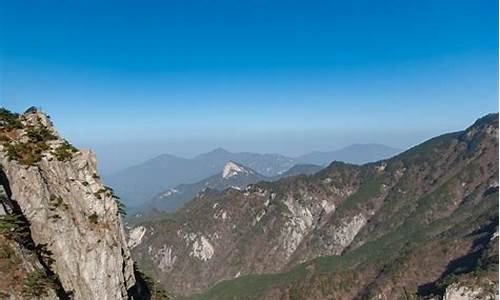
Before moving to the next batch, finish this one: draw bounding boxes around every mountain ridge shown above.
[138,161,323,213]
[130,113,498,299]
[141,161,267,213]
[296,143,401,166]
[106,144,400,207]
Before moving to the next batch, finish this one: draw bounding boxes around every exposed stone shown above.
[443,283,498,300]
[128,226,147,249]
[156,245,177,272]
[0,111,136,299]
[190,235,214,261]
[331,214,366,248]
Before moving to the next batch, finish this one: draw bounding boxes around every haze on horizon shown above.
[1,0,498,173]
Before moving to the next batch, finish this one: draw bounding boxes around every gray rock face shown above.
[0,111,136,299]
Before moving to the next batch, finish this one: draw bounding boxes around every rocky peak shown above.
[0,109,141,299]
[221,161,253,179]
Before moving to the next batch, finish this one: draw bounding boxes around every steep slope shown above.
[143,162,267,212]
[0,108,150,299]
[297,143,401,166]
[131,114,498,299]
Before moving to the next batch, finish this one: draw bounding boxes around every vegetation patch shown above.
[52,140,78,161]
[134,264,172,299]
[25,125,56,143]
[0,108,22,130]
[183,264,307,300]
[2,124,57,166]
[49,195,69,210]
[88,213,99,224]
[0,108,63,166]
[4,141,48,166]
[94,186,115,199]
[22,268,58,297]
[115,197,127,216]
[0,213,32,247]
[94,185,125,218]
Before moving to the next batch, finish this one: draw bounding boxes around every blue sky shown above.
[1,0,498,173]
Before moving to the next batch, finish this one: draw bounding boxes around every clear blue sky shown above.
[1,0,498,173]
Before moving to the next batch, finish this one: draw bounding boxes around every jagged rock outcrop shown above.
[0,109,137,299]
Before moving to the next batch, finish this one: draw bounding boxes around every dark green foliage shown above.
[94,188,107,199]
[4,138,49,166]
[0,213,32,244]
[390,132,461,168]
[88,213,99,224]
[134,265,172,300]
[92,173,100,179]
[183,265,307,300]
[89,185,127,217]
[53,141,78,161]
[115,198,127,216]
[0,109,57,166]
[336,176,383,214]
[25,125,56,143]
[22,268,58,297]
[94,186,114,199]
[104,186,127,216]
[4,142,22,161]
[0,108,22,129]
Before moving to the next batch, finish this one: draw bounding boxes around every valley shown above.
[128,114,499,299]
[0,108,497,300]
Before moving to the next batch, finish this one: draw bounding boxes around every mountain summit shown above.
[141,161,266,213]
[106,145,400,207]
[222,161,254,179]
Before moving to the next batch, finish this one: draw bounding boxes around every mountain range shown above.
[0,108,497,300]
[129,113,499,299]
[141,161,323,213]
[296,143,402,166]
[105,144,401,207]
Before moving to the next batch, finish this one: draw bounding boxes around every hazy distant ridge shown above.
[296,143,401,165]
[105,144,400,206]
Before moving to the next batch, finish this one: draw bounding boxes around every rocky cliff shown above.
[0,108,142,299]
[131,114,499,299]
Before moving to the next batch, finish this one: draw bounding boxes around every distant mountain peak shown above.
[209,147,230,154]
[222,161,253,179]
